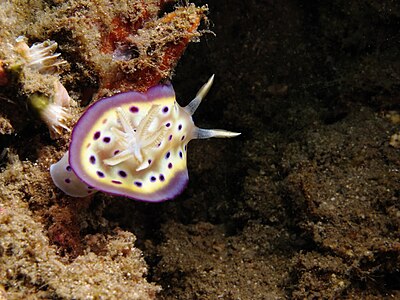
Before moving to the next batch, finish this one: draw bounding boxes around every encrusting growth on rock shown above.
[0,1,240,298]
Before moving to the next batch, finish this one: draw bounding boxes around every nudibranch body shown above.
[50,76,240,202]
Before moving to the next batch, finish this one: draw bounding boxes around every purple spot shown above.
[150,176,156,182]
[65,178,71,184]
[165,122,171,127]
[181,135,185,141]
[130,106,139,113]
[157,142,161,147]
[93,131,101,140]
[184,144,187,151]
[114,150,120,155]
[168,162,173,169]
[97,171,105,178]
[148,159,152,165]
[163,106,169,113]
[112,180,122,184]
[159,174,165,181]
[165,151,170,159]
[66,166,72,172]
[88,186,94,189]
[103,137,111,143]
[169,134,173,141]
[179,151,183,158]
[118,170,127,178]
[134,181,142,187]
[178,124,182,130]
[90,155,96,164]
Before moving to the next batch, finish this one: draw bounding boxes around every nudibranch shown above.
[50,75,240,202]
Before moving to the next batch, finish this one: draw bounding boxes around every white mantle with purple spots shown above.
[50,76,240,202]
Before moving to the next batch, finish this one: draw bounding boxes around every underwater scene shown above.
[0,0,399,299]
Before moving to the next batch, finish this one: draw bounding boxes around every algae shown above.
[1,0,400,299]
[0,152,159,299]
[0,0,206,298]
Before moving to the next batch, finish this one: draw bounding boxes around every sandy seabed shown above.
[1,0,399,299]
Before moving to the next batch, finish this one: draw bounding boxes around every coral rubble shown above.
[0,153,159,299]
